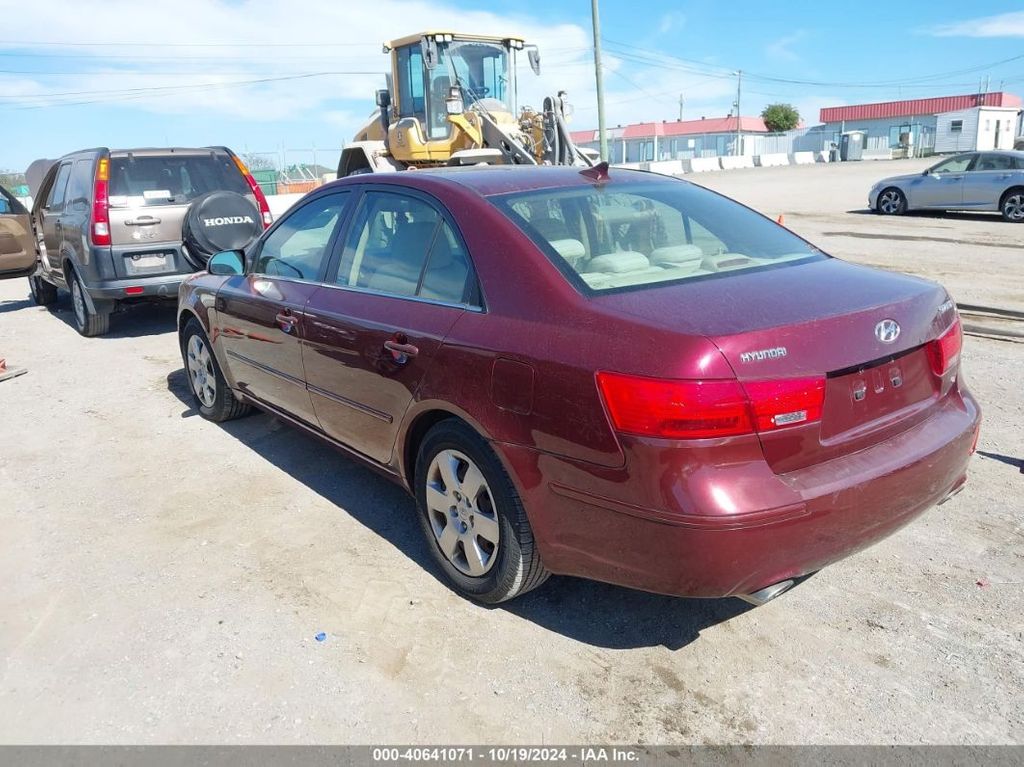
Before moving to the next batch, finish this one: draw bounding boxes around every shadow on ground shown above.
[20,289,180,338]
[977,450,1024,473]
[166,367,754,650]
[846,208,1003,223]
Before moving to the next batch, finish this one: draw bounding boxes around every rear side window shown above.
[107,153,249,207]
[492,181,822,294]
[46,163,72,210]
[65,160,93,211]
[336,190,474,304]
[975,154,1015,171]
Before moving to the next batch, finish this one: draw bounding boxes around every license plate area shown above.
[124,251,172,275]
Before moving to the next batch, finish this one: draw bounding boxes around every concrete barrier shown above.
[688,157,723,172]
[863,149,893,161]
[720,155,755,170]
[647,160,685,176]
[814,151,831,163]
[790,151,816,165]
[755,153,789,167]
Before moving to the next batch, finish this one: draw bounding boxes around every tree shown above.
[241,153,277,171]
[761,103,800,133]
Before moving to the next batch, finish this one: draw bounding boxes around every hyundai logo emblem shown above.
[875,319,901,344]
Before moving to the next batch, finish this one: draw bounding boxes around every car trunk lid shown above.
[594,258,956,472]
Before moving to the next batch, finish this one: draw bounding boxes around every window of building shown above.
[950,120,963,133]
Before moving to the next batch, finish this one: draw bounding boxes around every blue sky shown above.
[2,1,1023,172]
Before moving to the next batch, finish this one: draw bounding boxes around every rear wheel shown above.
[180,318,251,422]
[415,419,549,604]
[877,187,907,215]
[28,275,58,307]
[1000,188,1024,223]
[69,270,110,336]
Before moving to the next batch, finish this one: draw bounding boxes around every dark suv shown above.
[6,146,271,335]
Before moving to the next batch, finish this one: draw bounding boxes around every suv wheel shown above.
[28,275,58,307]
[415,419,549,604]
[70,270,110,337]
[180,318,251,422]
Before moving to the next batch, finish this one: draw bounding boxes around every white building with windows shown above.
[933,106,1023,154]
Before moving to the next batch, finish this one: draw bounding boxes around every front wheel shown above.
[876,187,907,215]
[180,318,251,422]
[1000,188,1024,223]
[28,275,58,307]
[415,419,549,604]
[70,270,110,336]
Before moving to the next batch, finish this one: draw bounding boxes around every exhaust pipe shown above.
[738,578,795,606]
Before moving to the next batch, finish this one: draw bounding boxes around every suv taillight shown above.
[91,156,111,246]
[926,319,962,376]
[232,155,273,228]
[596,372,826,440]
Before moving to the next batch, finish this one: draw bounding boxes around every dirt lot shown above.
[1,158,1021,745]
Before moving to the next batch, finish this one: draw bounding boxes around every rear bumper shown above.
[84,273,185,301]
[498,387,980,598]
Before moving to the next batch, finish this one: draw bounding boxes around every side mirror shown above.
[375,89,391,109]
[526,45,541,75]
[208,249,245,276]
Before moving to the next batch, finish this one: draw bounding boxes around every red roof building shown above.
[820,92,1022,124]
[570,116,769,145]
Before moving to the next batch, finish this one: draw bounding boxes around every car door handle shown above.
[384,338,419,363]
[275,310,298,333]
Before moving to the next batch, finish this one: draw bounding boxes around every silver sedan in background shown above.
[869,150,1024,222]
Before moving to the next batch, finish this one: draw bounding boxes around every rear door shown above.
[0,185,38,279]
[38,161,72,271]
[302,188,477,464]
[214,190,352,425]
[915,153,974,208]
[961,153,1015,208]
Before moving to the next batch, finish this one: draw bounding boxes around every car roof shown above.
[325,165,683,198]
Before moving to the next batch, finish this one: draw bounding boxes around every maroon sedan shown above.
[177,165,980,605]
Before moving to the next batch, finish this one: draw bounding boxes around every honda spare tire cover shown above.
[182,191,262,264]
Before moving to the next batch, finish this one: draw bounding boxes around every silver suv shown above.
[4,146,271,336]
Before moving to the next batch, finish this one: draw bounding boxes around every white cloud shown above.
[765,31,806,62]
[927,11,1024,37]
[656,12,686,36]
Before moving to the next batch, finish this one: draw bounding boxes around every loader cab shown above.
[389,32,535,144]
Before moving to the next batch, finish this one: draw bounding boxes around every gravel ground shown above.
[0,158,1021,745]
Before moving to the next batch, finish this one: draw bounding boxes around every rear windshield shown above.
[491,181,824,293]
[107,153,249,208]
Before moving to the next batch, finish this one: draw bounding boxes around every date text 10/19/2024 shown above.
[372,747,641,763]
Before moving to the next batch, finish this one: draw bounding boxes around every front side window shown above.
[492,181,823,294]
[335,191,474,304]
[396,45,426,122]
[930,155,974,174]
[253,192,350,280]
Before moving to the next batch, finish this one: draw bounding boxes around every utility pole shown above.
[591,0,608,161]
[678,94,684,121]
[734,69,742,156]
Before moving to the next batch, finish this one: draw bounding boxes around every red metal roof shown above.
[570,116,768,144]
[820,92,1022,123]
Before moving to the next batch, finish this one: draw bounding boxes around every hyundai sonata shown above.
[178,165,980,605]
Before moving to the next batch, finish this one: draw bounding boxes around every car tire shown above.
[876,187,907,216]
[180,318,251,422]
[415,419,549,604]
[69,269,110,337]
[1000,187,1024,223]
[28,275,58,307]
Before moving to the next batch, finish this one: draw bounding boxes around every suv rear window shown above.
[107,153,249,208]
[492,181,824,293]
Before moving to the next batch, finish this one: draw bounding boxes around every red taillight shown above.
[926,319,962,376]
[91,156,111,246]
[741,377,826,432]
[232,155,273,228]
[124,286,144,295]
[596,372,826,440]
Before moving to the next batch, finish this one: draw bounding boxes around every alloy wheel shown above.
[425,449,500,577]
[1004,194,1024,221]
[186,334,217,408]
[879,189,903,214]
[71,278,86,327]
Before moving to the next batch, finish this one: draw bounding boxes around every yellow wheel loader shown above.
[337,31,597,177]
